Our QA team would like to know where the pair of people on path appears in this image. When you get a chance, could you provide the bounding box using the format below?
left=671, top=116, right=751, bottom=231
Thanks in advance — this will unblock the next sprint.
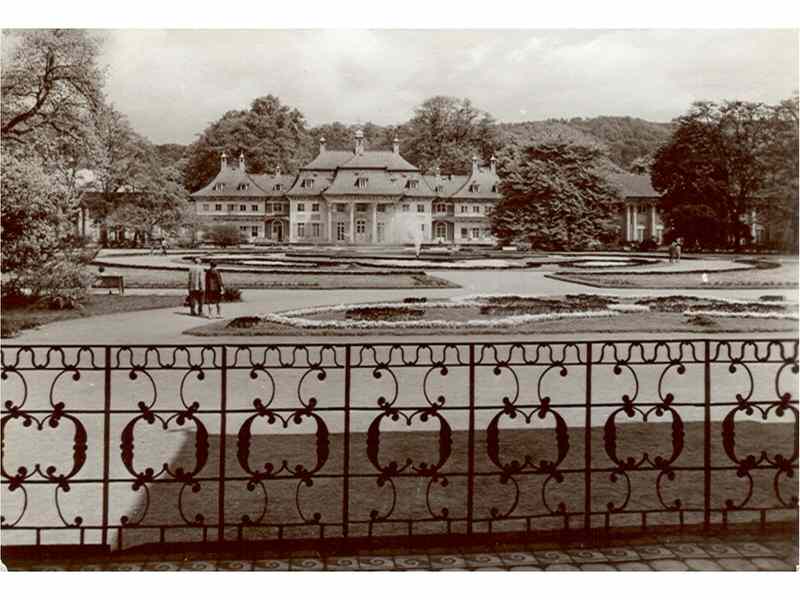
left=187, top=257, right=224, bottom=318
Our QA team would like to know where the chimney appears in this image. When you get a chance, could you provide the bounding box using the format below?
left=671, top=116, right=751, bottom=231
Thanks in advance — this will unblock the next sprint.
left=239, top=151, right=246, bottom=172
left=354, top=129, right=364, bottom=155
left=221, top=151, right=228, bottom=170
left=392, top=135, right=400, bottom=155
left=472, top=155, right=479, bottom=175
left=490, top=155, right=497, bottom=175
left=433, top=164, right=441, bottom=177
left=319, top=136, right=326, bottom=154
left=275, top=164, right=281, bottom=177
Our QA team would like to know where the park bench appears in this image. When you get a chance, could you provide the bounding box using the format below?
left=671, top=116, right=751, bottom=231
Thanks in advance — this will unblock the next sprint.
left=94, top=273, right=125, bottom=295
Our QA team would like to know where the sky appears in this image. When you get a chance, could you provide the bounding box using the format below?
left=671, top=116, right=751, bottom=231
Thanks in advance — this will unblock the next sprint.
left=98, top=29, right=799, bottom=145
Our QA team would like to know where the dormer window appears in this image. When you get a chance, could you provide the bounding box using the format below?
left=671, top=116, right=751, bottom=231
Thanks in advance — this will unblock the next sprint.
left=491, top=184, right=498, bottom=193
left=301, top=178, right=314, bottom=189
left=406, top=180, right=418, bottom=190
left=273, top=184, right=282, bottom=191
left=435, top=185, right=444, bottom=193
left=469, top=183, right=480, bottom=193
left=236, top=183, right=249, bottom=191
left=213, top=183, right=226, bottom=191
left=355, top=177, right=369, bottom=189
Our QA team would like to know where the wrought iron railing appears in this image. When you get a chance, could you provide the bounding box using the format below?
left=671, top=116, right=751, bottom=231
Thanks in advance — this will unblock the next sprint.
left=1, top=339, right=797, bottom=553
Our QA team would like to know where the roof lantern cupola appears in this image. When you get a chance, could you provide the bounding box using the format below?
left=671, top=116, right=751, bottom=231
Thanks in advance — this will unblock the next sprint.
left=319, top=136, right=326, bottom=153
left=354, top=129, right=365, bottom=155
left=221, top=151, right=228, bottom=170
left=392, top=135, right=400, bottom=155
left=239, top=151, right=246, bottom=172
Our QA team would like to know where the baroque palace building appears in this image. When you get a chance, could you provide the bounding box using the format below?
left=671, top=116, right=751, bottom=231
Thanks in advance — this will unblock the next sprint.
left=190, top=130, right=666, bottom=246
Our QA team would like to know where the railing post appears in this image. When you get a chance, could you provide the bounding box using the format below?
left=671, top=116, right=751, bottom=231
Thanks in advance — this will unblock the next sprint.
left=218, top=345, right=228, bottom=543
left=466, top=343, right=476, bottom=536
left=101, top=346, right=111, bottom=549
left=584, top=342, right=592, bottom=533
left=342, top=345, right=351, bottom=538
left=704, top=340, right=711, bottom=531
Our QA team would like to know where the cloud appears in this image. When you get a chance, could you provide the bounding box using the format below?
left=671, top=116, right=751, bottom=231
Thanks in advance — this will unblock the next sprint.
left=98, top=29, right=799, bottom=144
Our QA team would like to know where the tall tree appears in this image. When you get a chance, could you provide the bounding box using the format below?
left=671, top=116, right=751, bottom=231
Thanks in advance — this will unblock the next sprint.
left=1, top=29, right=104, bottom=144
left=651, top=100, right=777, bottom=249
left=490, top=141, right=622, bottom=250
left=401, top=96, right=500, bottom=174
left=182, top=95, right=311, bottom=192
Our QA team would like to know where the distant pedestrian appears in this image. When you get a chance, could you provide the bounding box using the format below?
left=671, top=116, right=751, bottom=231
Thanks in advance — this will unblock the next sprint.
left=675, top=239, right=682, bottom=263
left=669, top=240, right=678, bottom=264
left=161, top=239, right=168, bottom=255
left=187, top=257, right=205, bottom=316
left=205, top=261, right=225, bottom=319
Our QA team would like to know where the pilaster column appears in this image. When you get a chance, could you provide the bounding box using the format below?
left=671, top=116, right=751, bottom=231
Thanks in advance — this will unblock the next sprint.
left=372, top=202, right=378, bottom=244
left=350, top=201, right=355, bottom=244
left=625, top=205, right=631, bottom=241
left=289, top=202, right=296, bottom=243
left=650, top=204, right=656, bottom=239
left=632, top=205, right=638, bottom=241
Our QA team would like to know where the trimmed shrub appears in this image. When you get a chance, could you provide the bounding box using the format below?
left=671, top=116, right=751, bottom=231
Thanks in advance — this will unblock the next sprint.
left=222, top=286, right=242, bottom=302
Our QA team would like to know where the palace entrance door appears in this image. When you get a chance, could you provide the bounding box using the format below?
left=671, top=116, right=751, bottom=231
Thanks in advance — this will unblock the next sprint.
left=271, top=221, right=283, bottom=242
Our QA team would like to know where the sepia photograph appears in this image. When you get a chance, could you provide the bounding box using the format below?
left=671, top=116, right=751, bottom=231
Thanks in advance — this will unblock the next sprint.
left=1, top=1, right=798, bottom=582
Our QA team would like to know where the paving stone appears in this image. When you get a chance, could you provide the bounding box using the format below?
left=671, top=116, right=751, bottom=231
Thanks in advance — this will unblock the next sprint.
left=394, top=555, right=431, bottom=569
left=544, top=563, right=580, bottom=571
left=251, top=559, right=289, bottom=571
left=178, top=560, right=217, bottom=571
left=601, top=547, right=641, bottom=562
left=685, top=558, right=724, bottom=571
left=289, top=557, right=324, bottom=571
left=665, top=543, right=710, bottom=559
left=358, top=556, right=395, bottom=570
left=498, top=551, right=538, bottom=567
left=699, top=543, right=741, bottom=558
left=650, top=559, right=690, bottom=571
left=730, top=542, right=778, bottom=557
left=568, top=549, right=608, bottom=563
left=143, top=561, right=182, bottom=571
left=106, top=563, right=145, bottom=571
left=750, top=557, right=794, bottom=571
left=464, top=553, right=504, bottom=568
left=635, top=546, right=676, bottom=559
left=614, top=562, right=653, bottom=571
left=509, top=565, right=543, bottom=571
left=534, top=550, right=573, bottom=564
left=325, top=556, right=360, bottom=571
left=430, top=554, right=467, bottom=569
left=717, top=558, right=759, bottom=571
left=580, top=563, right=617, bottom=571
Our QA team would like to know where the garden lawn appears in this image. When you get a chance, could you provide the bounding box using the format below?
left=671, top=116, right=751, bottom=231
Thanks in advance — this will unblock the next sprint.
left=90, top=266, right=457, bottom=290
left=1, top=294, right=186, bottom=338
left=548, top=261, right=799, bottom=289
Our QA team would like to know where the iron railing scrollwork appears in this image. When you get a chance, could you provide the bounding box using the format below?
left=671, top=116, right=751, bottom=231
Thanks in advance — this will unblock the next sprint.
left=1, top=339, right=797, bottom=552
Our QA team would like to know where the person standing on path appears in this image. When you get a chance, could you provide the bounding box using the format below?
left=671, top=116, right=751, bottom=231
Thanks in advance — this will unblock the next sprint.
left=675, top=239, right=682, bottom=263
left=669, top=240, right=678, bottom=263
left=187, top=257, right=205, bottom=316
left=204, top=261, right=225, bottom=319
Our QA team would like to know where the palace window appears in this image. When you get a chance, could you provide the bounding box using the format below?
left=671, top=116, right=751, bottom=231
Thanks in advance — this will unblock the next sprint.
left=377, top=223, right=385, bottom=242
left=239, top=226, right=248, bottom=233
left=297, top=223, right=305, bottom=238
left=356, top=203, right=367, bottom=212
left=356, top=220, right=366, bottom=234
left=215, top=204, right=222, bottom=211
left=228, top=204, right=235, bottom=212
left=336, top=222, right=346, bottom=241
left=377, top=204, right=386, bottom=213
left=301, top=178, right=314, bottom=189
left=417, top=204, right=425, bottom=213
left=472, top=228, right=480, bottom=238
left=435, top=222, right=447, bottom=239
left=311, top=203, right=320, bottom=212
left=251, top=225, right=259, bottom=237
left=473, top=205, right=480, bottom=213
left=421, top=224, right=426, bottom=233
left=460, top=205, right=468, bottom=213
left=336, top=204, right=346, bottom=212
left=406, top=179, right=418, bottom=190
left=491, top=185, right=498, bottom=193
left=460, top=227, right=468, bottom=238
left=469, top=183, right=479, bottom=193
left=202, top=204, right=209, bottom=211
left=435, top=203, right=447, bottom=213
left=240, top=204, right=247, bottom=212
left=402, top=204, right=410, bottom=212
left=251, top=204, right=259, bottom=211
left=484, top=205, right=491, bottom=213
left=297, top=203, right=305, bottom=212
left=312, top=223, right=321, bottom=238
left=355, top=177, right=369, bottom=189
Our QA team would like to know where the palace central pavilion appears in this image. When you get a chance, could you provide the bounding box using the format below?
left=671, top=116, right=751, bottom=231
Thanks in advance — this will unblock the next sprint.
left=190, top=130, right=666, bottom=246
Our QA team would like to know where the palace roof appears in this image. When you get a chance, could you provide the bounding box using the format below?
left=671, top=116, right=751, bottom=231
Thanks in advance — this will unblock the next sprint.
left=423, top=174, right=470, bottom=198
left=450, top=166, right=502, bottom=200
left=249, top=174, right=297, bottom=197
left=191, top=163, right=268, bottom=198
left=609, top=172, right=659, bottom=198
